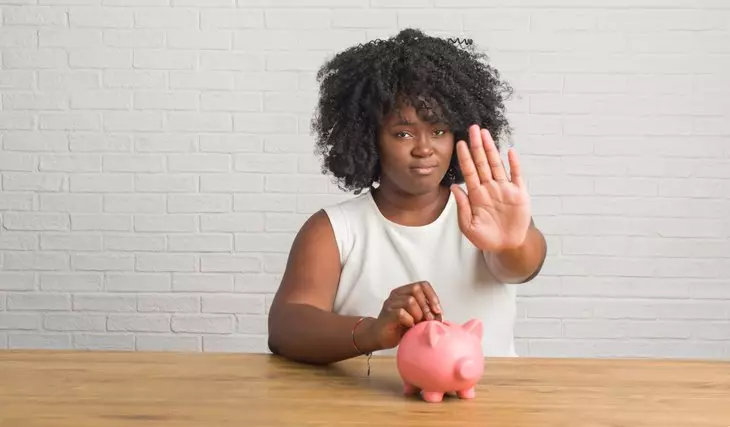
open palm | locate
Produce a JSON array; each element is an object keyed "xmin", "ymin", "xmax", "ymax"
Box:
[{"xmin": 450, "ymin": 125, "xmax": 532, "ymax": 252}]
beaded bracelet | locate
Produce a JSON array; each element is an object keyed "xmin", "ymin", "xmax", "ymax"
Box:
[{"xmin": 352, "ymin": 317, "xmax": 373, "ymax": 376}]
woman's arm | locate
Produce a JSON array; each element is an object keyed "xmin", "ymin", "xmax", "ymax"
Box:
[{"xmin": 267, "ymin": 210, "xmax": 380, "ymax": 365}]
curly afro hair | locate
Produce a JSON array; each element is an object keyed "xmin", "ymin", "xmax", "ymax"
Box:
[{"xmin": 311, "ymin": 28, "xmax": 514, "ymax": 194}]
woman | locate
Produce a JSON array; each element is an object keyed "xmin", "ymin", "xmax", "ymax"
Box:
[{"xmin": 267, "ymin": 28, "xmax": 547, "ymax": 365}]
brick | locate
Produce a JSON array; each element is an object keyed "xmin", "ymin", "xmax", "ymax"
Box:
[
  {"xmin": 172, "ymin": 274, "xmax": 234, "ymax": 293},
  {"xmin": 3, "ymin": 92, "xmax": 67, "ymax": 110},
  {"xmin": 134, "ymin": 215, "xmax": 196, "ymax": 233},
  {"xmin": 235, "ymin": 154, "xmax": 297, "ymax": 173},
  {"xmin": 200, "ymin": 174, "xmax": 263, "ymax": 193},
  {"xmin": 199, "ymin": 135, "xmax": 263, "ymax": 153},
  {"xmin": 138, "ymin": 295, "xmax": 200, "ymax": 313},
  {"xmin": 0, "ymin": 112, "xmax": 34, "ymax": 130},
  {"xmin": 167, "ymin": 30, "xmax": 232, "ymax": 50},
  {"xmin": 166, "ymin": 112, "xmax": 233, "ymax": 132},
  {"xmin": 200, "ymin": 214, "xmax": 265, "ymax": 232},
  {"xmin": 0, "ymin": 233, "xmax": 38, "ymax": 251},
  {"xmin": 103, "ymin": 155, "xmax": 165, "ymax": 173},
  {"xmin": 41, "ymin": 233, "xmax": 103, "ymax": 251},
  {"xmin": 70, "ymin": 174, "xmax": 133, "ymax": 193},
  {"xmin": 200, "ymin": 254, "xmax": 261, "ymax": 273},
  {"xmin": 135, "ymin": 175, "xmax": 197, "ymax": 193},
  {"xmin": 104, "ymin": 195, "xmax": 166, "ymax": 214},
  {"xmin": 3, "ymin": 214, "xmax": 69, "ymax": 231},
  {"xmin": 103, "ymin": 70, "xmax": 166, "ymax": 89},
  {"xmin": 235, "ymin": 274, "xmax": 281, "ymax": 294},
  {"xmin": 107, "ymin": 315, "xmax": 170, "ymax": 332},
  {"xmin": 40, "ymin": 273, "xmax": 103, "ymax": 292},
  {"xmin": 265, "ymin": 175, "xmax": 328, "ymax": 193},
  {"xmin": 134, "ymin": 91, "xmax": 199, "ymax": 111},
  {"xmin": 133, "ymin": 50, "xmax": 196, "ymax": 70},
  {"xmin": 237, "ymin": 315, "xmax": 267, "ymax": 335},
  {"xmin": 202, "ymin": 295, "xmax": 265, "ymax": 314},
  {"xmin": 40, "ymin": 194, "xmax": 103, "ymax": 213},
  {"xmin": 71, "ymin": 214, "xmax": 132, "ymax": 232},
  {"xmin": 235, "ymin": 233, "xmax": 294, "ymax": 253},
  {"xmin": 0, "ymin": 313, "xmax": 40, "ymax": 330},
  {"xmin": 9, "ymin": 334, "xmax": 72, "ymax": 350},
  {"xmin": 70, "ymin": 91, "xmax": 131, "ymax": 110},
  {"xmin": 103, "ymin": 112, "xmax": 163, "ymax": 132},
  {"xmin": 0, "ymin": 194, "xmax": 35, "ymax": 211},
  {"xmin": 171, "ymin": 315, "xmax": 234, "ymax": 334},
  {"xmin": 168, "ymin": 195, "xmax": 231, "ymax": 214},
  {"xmin": 168, "ymin": 154, "xmax": 231, "ymax": 173},
  {"xmin": 74, "ymin": 334, "xmax": 134, "ymax": 351},
  {"xmin": 201, "ymin": 92, "xmax": 261, "ymax": 112},
  {"xmin": 134, "ymin": 8, "xmax": 198, "ymax": 29},
  {"xmin": 69, "ymin": 49, "xmax": 132, "ymax": 69},
  {"xmin": 233, "ymin": 113, "xmax": 297, "ymax": 133},
  {"xmin": 234, "ymin": 72, "xmax": 297, "ymax": 91},
  {"xmin": 39, "ymin": 154, "xmax": 101, "ymax": 172},
  {"xmin": 104, "ymin": 234, "xmax": 166, "ymax": 252},
  {"xmin": 136, "ymin": 335, "xmax": 201, "ymax": 352},
  {"xmin": 73, "ymin": 294, "xmax": 136, "ymax": 312},
  {"xmin": 135, "ymin": 135, "xmax": 197, "ymax": 152},
  {"xmin": 515, "ymin": 319, "xmax": 562, "ymax": 338},
  {"xmin": 8, "ymin": 293, "xmax": 71, "ymax": 311},
  {"xmin": 3, "ymin": 132, "xmax": 68, "ymax": 151},
  {"xmin": 0, "ymin": 273, "xmax": 35, "ymax": 291},
  {"xmin": 69, "ymin": 7, "xmax": 133, "ymax": 28},
  {"xmin": 0, "ymin": 27, "xmax": 37, "ymax": 48},
  {"xmin": 103, "ymin": 29, "xmax": 164, "ymax": 48},
  {"xmin": 38, "ymin": 71, "xmax": 100, "ymax": 90},
  {"xmin": 72, "ymin": 253, "xmax": 134, "ymax": 271},
  {"xmin": 3, "ymin": 173, "xmax": 65, "ymax": 192},
  {"xmin": 201, "ymin": 10, "xmax": 263, "ymax": 29},
  {"xmin": 262, "ymin": 254, "xmax": 286, "ymax": 274},
  {"xmin": 106, "ymin": 273, "xmax": 171, "ymax": 292},
  {"xmin": 203, "ymin": 335, "xmax": 267, "ymax": 353},
  {"xmin": 168, "ymin": 234, "xmax": 233, "ymax": 252},
  {"xmin": 44, "ymin": 314, "xmax": 105, "ymax": 331},
  {"xmin": 265, "ymin": 213, "xmax": 309, "ymax": 232},
  {"xmin": 136, "ymin": 254, "xmax": 197, "ymax": 273},
  {"xmin": 3, "ymin": 6, "xmax": 67, "ymax": 26},
  {"xmin": 297, "ymin": 195, "xmax": 350, "ymax": 214},
  {"xmin": 69, "ymin": 134, "xmax": 131, "ymax": 152},
  {"xmin": 233, "ymin": 194, "xmax": 297, "ymax": 212}
]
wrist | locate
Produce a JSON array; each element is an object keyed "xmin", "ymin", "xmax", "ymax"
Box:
[{"xmin": 353, "ymin": 317, "xmax": 380, "ymax": 354}]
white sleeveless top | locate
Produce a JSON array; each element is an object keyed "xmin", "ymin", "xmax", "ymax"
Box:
[{"xmin": 323, "ymin": 188, "xmax": 518, "ymax": 358}]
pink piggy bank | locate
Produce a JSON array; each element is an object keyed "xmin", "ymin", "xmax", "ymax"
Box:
[{"xmin": 396, "ymin": 319, "xmax": 484, "ymax": 403}]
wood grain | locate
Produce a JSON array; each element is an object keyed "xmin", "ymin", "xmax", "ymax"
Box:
[{"xmin": 0, "ymin": 350, "xmax": 729, "ymax": 427}]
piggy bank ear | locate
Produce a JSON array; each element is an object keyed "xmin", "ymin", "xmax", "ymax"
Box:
[
  {"xmin": 461, "ymin": 319, "xmax": 483, "ymax": 341},
  {"xmin": 424, "ymin": 322, "xmax": 447, "ymax": 348}
]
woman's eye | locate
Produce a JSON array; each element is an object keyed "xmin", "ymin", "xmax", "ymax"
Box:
[
  {"xmin": 396, "ymin": 131, "xmax": 411, "ymax": 138},
  {"xmin": 433, "ymin": 129, "xmax": 447, "ymax": 136}
]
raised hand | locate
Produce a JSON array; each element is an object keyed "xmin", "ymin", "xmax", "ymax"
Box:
[{"xmin": 450, "ymin": 124, "xmax": 532, "ymax": 253}]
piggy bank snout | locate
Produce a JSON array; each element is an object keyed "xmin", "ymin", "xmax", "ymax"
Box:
[{"xmin": 456, "ymin": 358, "xmax": 482, "ymax": 382}]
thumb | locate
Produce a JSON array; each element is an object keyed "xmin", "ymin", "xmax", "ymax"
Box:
[{"xmin": 450, "ymin": 184, "xmax": 472, "ymax": 232}]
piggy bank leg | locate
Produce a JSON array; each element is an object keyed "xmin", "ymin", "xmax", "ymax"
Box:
[
  {"xmin": 421, "ymin": 391, "xmax": 445, "ymax": 403},
  {"xmin": 403, "ymin": 382, "xmax": 419, "ymax": 395},
  {"xmin": 456, "ymin": 387, "xmax": 476, "ymax": 399}
]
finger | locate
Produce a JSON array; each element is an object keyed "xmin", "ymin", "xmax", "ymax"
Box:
[
  {"xmin": 468, "ymin": 124, "xmax": 492, "ymax": 183},
  {"xmin": 417, "ymin": 282, "xmax": 443, "ymax": 318},
  {"xmin": 508, "ymin": 147, "xmax": 525, "ymax": 189},
  {"xmin": 396, "ymin": 308, "xmax": 416, "ymax": 328},
  {"xmin": 409, "ymin": 287, "xmax": 434, "ymax": 321},
  {"xmin": 402, "ymin": 295, "xmax": 424, "ymax": 324},
  {"xmin": 482, "ymin": 128, "xmax": 507, "ymax": 182},
  {"xmin": 456, "ymin": 139, "xmax": 480, "ymax": 193},
  {"xmin": 451, "ymin": 184, "xmax": 472, "ymax": 235}
]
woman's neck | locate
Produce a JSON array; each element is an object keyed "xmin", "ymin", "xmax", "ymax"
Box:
[{"xmin": 371, "ymin": 184, "xmax": 450, "ymax": 227}]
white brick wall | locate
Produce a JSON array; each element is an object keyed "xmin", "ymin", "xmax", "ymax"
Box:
[{"xmin": 1, "ymin": 1, "xmax": 728, "ymax": 359}]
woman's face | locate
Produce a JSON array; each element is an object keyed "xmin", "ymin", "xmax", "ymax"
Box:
[{"xmin": 376, "ymin": 104, "xmax": 455, "ymax": 196}]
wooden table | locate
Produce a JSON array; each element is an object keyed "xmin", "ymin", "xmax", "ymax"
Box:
[{"xmin": 0, "ymin": 350, "xmax": 729, "ymax": 426}]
